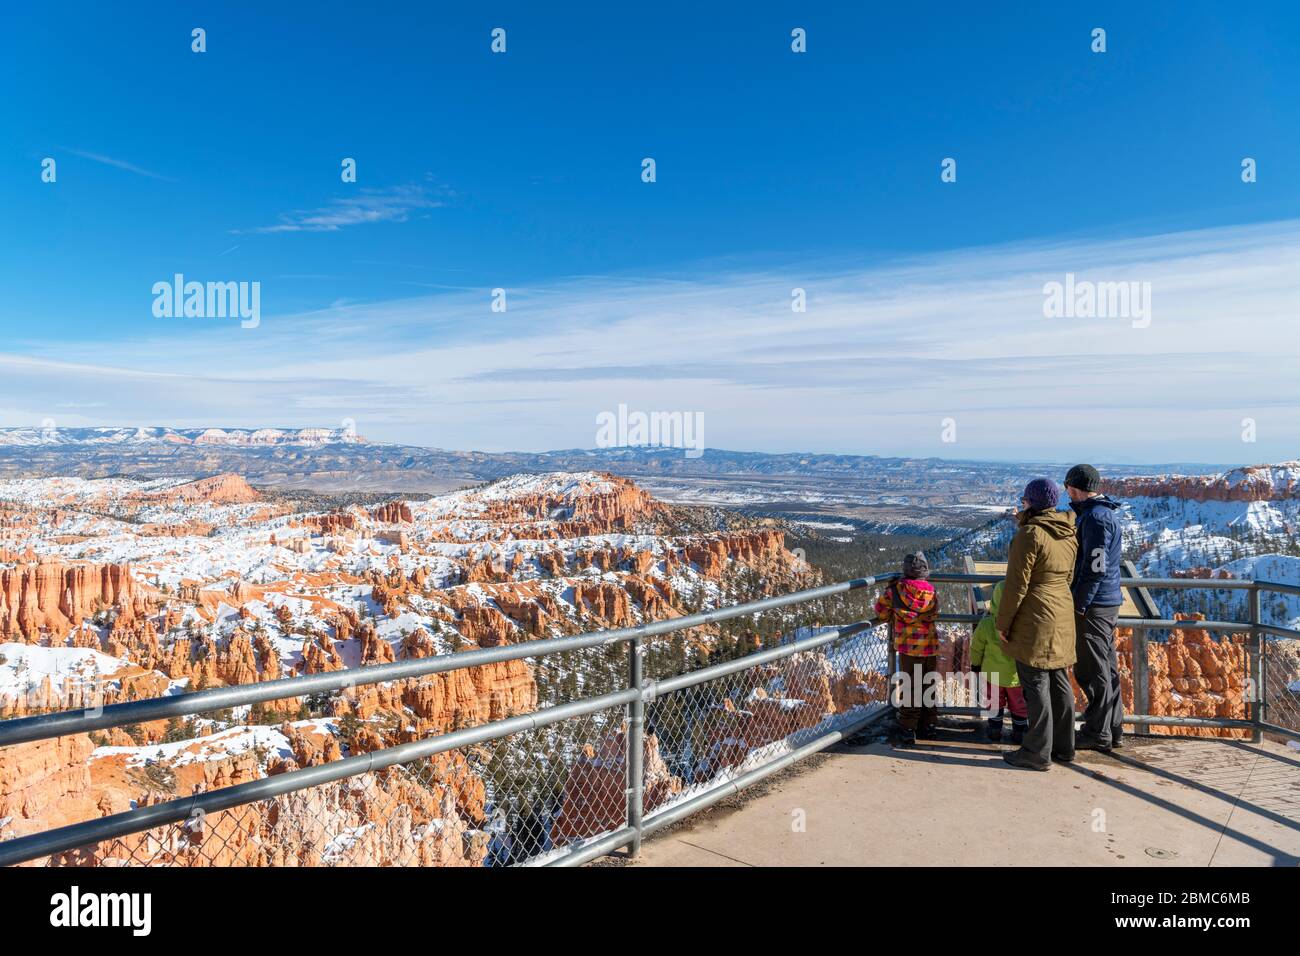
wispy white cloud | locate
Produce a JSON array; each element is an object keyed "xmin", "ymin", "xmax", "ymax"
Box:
[
  {"xmin": 8, "ymin": 219, "xmax": 1300, "ymax": 463},
  {"xmin": 237, "ymin": 184, "xmax": 446, "ymax": 234},
  {"xmin": 64, "ymin": 148, "xmax": 174, "ymax": 182}
]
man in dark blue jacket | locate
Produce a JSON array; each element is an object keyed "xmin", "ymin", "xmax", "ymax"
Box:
[{"xmin": 1065, "ymin": 463, "xmax": 1126, "ymax": 751}]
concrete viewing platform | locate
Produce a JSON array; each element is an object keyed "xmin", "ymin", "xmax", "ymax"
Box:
[{"xmin": 624, "ymin": 721, "xmax": 1300, "ymax": 867}]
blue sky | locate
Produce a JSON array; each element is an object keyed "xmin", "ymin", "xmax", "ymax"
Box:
[{"xmin": 2, "ymin": 2, "xmax": 1299, "ymax": 464}]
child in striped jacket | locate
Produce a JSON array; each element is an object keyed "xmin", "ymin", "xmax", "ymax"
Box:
[{"xmin": 874, "ymin": 553, "xmax": 939, "ymax": 743}]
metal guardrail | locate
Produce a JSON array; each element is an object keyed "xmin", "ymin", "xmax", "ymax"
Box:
[
  {"xmin": 1120, "ymin": 576, "xmax": 1300, "ymax": 743},
  {"xmin": 0, "ymin": 575, "xmax": 883, "ymax": 749},
  {"xmin": 1, "ymin": 571, "xmax": 1298, "ymax": 867}
]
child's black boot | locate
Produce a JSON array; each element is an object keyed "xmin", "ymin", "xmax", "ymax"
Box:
[
  {"xmin": 985, "ymin": 718, "xmax": 1003, "ymax": 742},
  {"xmin": 1010, "ymin": 717, "xmax": 1027, "ymax": 745}
]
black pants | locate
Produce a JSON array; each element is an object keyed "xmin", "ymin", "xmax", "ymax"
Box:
[
  {"xmin": 896, "ymin": 653, "xmax": 939, "ymax": 733},
  {"xmin": 1074, "ymin": 605, "xmax": 1124, "ymax": 746},
  {"xmin": 1015, "ymin": 661, "xmax": 1075, "ymax": 767}
]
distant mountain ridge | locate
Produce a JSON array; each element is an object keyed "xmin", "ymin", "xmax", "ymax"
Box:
[
  {"xmin": 0, "ymin": 425, "xmax": 1233, "ymax": 481},
  {"xmin": 0, "ymin": 426, "xmax": 362, "ymax": 447}
]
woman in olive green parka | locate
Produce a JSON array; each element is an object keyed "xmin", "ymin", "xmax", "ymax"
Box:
[
  {"xmin": 996, "ymin": 478, "xmax": 1079, "ymax": 770},
  {"xmin": 996, "ymin": 501, "xmax": 1078, "ymax": 669}
]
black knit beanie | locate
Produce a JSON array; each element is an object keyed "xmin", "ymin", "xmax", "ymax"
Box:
[
  {"xmin": 1064, "ymin": 463, "xmax": 1101, "ymax": 493},
  {"xmin": 902, "ymin": 552, "xmax": 930, "ymax": 580}
]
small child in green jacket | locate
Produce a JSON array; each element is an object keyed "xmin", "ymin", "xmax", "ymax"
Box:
[{"xmin": 969, "ymin": 581, "xmax": 1027, "ymax": 743}]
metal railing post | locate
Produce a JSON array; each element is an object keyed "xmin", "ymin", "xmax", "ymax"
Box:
[
  {"xmin": 1131, "ymin": 625, "xmax": 1150, "ymax": 736},
  {"xmin": 1249, "ymin": 584, "xmax": 1264, "ymax": 743},
  {"xmin": 626, "ymin": 633, "xmax": 646, "ymax": 857}
]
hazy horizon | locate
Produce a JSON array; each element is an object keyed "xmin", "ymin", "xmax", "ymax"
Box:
[{"xmin": 0, "ymin": 423, "xmax": 1255, "ymax": 473}]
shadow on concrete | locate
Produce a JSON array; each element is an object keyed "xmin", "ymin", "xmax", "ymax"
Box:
[
  {"xmin": 874, "ymin": 746, "xmax": 997, "ymax": 771},
  {"xmin": 851, "ymin": 719, "xmax": 1300, "ymax": 865},
  {"xmin": 1225, "ymin": 737, "xmax": 1300, "ymax": 768},
  {"xmin": 1105, "ymin": 748, "xmax": 1299, "ymax": 823},
  {"xmin": 1058, "ymin": 748, "xmax": 1300, "ymax": 866}
]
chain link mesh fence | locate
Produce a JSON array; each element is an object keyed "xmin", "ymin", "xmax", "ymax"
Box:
[
  {"xmin": 1263, "ymin": 633, "xmax": 1300, "ymax": 735},
  {"xmin": 645, "ymin": 624, "xmax": 889, "ymax": 796},
  {"xmin": 12, "ymin": 581, "xmax": 1296, "ymax": 868},
  {"xmin": 39, "ymin": 705, "xmax": 630, "ymax": 867},
  {"xmin": 25, "ymin": 621, "xmax": 893, "ymax": 868}
]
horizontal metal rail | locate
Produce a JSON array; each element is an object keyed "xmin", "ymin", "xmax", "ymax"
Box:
[
  {"xmin": 0, "ymin": 617, "xmax": 876, "ymax": 867},
  {"xmin": 0, "ymin": 574, "xmax": 891, "ymax": 748},
  {"xmin": 1122, "ymin": 715, "xmax": 1258, "ymax": 730},
  {"xmin": 931, "ymin": 573, "xmax": 1260, "ymax": 591},
  {"xmin": 1260, "ymin": 623, "xmax": 1300, "ymax": 640},
  {"xmin": 1120, "ymin": 577, "xmax": 1256, "ymax": 590},
  {"xmin": 1260, "ymin": 722, "xmax": 1300, "ymax": 743},
  {"xmin": 3, "ymin": 571, "xmax": 1298, "ymax": 749},
  {"xmin": 1122, "ymin": 618, "xmax": 1252, "ymax": 633},
  {"xmin": 3, "ymin": 568, "xmax": 1298, "ymax": 868},
  {"xmin": 651, "ymin": 622, "xmax": 873, "ymax": 696},
  {"xmin": 1257, "ymin": 579, "xmax": 1300, "ymax": 597}
]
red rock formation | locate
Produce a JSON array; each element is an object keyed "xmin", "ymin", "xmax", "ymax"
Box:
[
  {"xmin": 832, "ymin": 665, "xmax": 889, "ymax": 712},
  {"xmin": 135, "ymin": 521, "xmax": 216, "ymax": 537},
  {"xmin": 455, "ymin": 605, "xmax": 519, "ymax": 647},
  {"xmin": 1067, "ymin": 617, "xmax": 1252, "ymax": 739},
  {"xmin": 228, "ymin": 579, "xmax": 264, "ymax": 605},
  {"xmin": 299, "ymin": 512, "xmax": 358, "ymax": 534},
  {"xmin": 478, "ymin": 474, "xmax": 659, "ymax": 534},
  {"xmin": 936, "ymin": 630, "xmax": 969, "ymax": 677},
  {"xmin": 537, "ymin": 550, "xmax": 567, "ymax": 576},
  {"xmin": 0, "ymin": 735, "xmax": 99, "ymax": 840},
  {"xmin": 358, "ymin": 622, "xmax": 396, "ymax": 666},
  {"xmin": 376, "ymin": 529, "xmax": 409, "ymax": 552},
  {"xmin": 0, "ymin": 662, "xmax": 160, "ymax": 721},
  {"xmin": 43, "ymin": 749, "xmax": 489, "ymax": 868},
  {"xmin": 130, "ymin": 473, "xmax": 261, "ymax": 505},
  {"xmin": 336, "ymin": 658, "xmax": 536, "ymax": 736},
  {"xmin": 694, "ymin": 651, "xmax": 885, "ymax": 780},
  {"xmin": 572, "ymin": 581, "xmax": 633, "ymax": 627},
  {"xmin": 1169, "ymin": 567, "xmax": 1236, "ymax": 580},
  {"xmin": 551, "ymin": 724, "xmax": 682, "ymax": 843},
  {"xmin": 683, "ymin": 530, "xmax": 789, "ymax": 578},
  {"xmin": 625, "ymin": 576, "xmax": 676, "ymax": 620},
  {"xmin": 370, "ymin": 502, "xmax": 413, "ymax": 523},
  {"xmin": 1104, "ymin": 462, "xmax": 1300, "ymax": 501},
  {"xmin": 627, "ymin": 549, "xmax": 658, "ymax": 575},
  {"xmin": 464, "ymin": 554, "xmax": 508, "ymax": 584},
  {"xmin": 569, "ymin": 480, "xmax": 657, "ymax": 528},
  {"xmin": 299, "ymin": 634, "xmax": 345, "ymax": 675},
  {"xmin": 0, "ymin": 561, "xmax": 146, "ymax": 643},
  {"xmin": 493, "ymin": 590, "xmax": 558, "ymax": 637}
]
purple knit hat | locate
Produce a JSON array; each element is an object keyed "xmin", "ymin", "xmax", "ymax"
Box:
[{"xmin": 1022, "ymin": 477, "xmax": 1059, "ymax": 511}]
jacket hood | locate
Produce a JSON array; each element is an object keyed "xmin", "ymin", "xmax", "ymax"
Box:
[
  {"xmin": 888, "ymin": 577, "xmax": 935, "ymax": 625},
  {"xmin": 987, "ymin": 580, "xmax": 1003, "ymax": 616},
  {"xmin": 1071, "ymin": 494, "xmax": 1121, "ymax": 514},
  {"xmin": 1019, "ymin": 507, "xmax": 1077, "ymax": 540}
]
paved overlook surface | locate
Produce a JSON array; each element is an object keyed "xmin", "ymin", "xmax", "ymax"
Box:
[{"xmin": 628, "ymin": 724, "xmax": 1300, "ymax": 867}]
